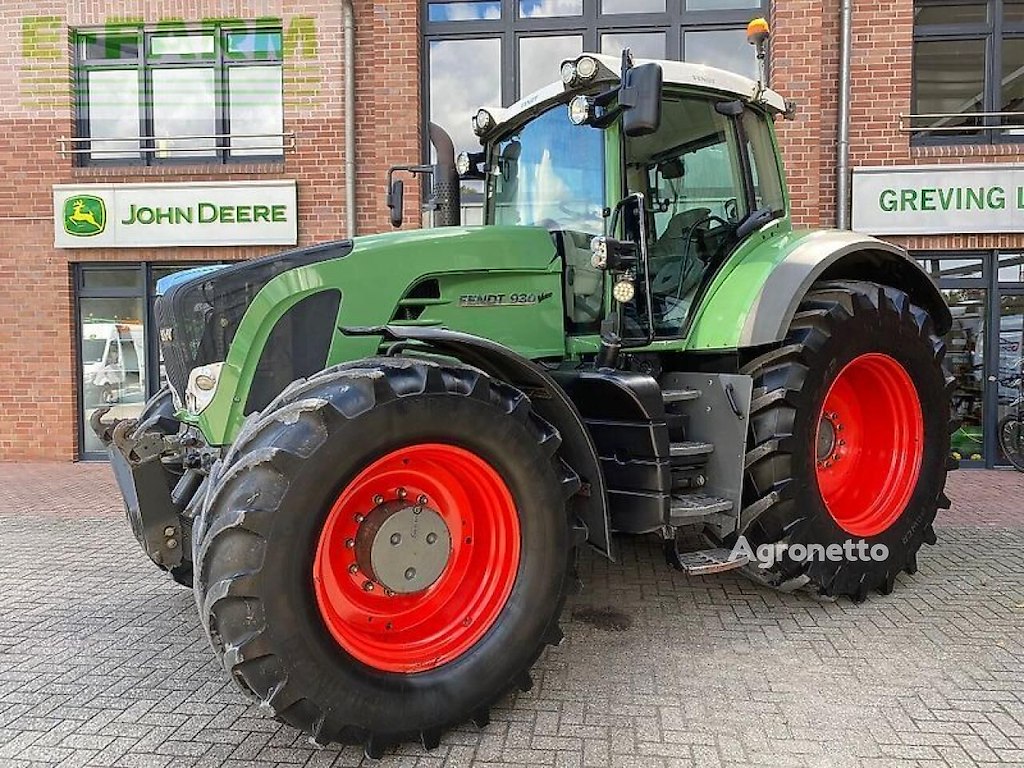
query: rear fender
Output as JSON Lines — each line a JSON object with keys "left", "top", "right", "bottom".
{"left": 348, "top": 325, "right": 613, "bottom": 560}
{"left": 687, "top": 229, "right": 952, "bottom": 350}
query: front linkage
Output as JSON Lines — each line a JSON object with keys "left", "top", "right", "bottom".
{"left": 91, "top": 398, "right": 198, "bottom": 582}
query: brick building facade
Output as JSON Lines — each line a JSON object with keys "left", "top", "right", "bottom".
{"left": 1, "top": 0, "right": 1021, "bottom": 465}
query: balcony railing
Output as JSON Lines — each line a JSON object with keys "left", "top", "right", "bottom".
{"left": 898, "top": 112, "right": 1024, "bottom": 134}
{"left": 58, "top": 132, "right": 297, "bottom": 158}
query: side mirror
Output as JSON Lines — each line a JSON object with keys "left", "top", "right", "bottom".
{"left": 387, "top": 179, "right": 404, "bottom": 228}
{"left": 620, "top": 63, "right": 662, "bottom": 138}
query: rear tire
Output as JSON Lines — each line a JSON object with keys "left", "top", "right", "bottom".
{"left": 193, "top": 358, "right": 574, "bottom": 755}
{"left": 738, "top": 280, "right": 954, "bottom": 600}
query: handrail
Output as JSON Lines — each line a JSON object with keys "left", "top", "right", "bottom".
{"left": 898, "top": 112, "right": 1024, "bottom": 133}
{"left": 58, "top": 132, "right": 297, "bottom": 157}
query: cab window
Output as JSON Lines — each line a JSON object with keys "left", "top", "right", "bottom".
{"left": 625, "top": 95, "right": 747, "bottom": 338}
{"left": 742, "top": 109, "right": 785, "bottom": 215}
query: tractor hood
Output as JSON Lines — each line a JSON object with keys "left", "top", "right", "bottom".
{"left": 155, "top": 225, "right": 561, "bottom": 414}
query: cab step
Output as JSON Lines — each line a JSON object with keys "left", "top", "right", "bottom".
{"left": 662, "top": 388, "right": 701, "bottom": 405}
{"left": 669, "top": 441, "right": 714, "bottom": 459}
{"left": 668, "top": 492, "right": 733, "bottom": 525}
{"left": 666, "top": 547, "right": 749, "bottom": 576}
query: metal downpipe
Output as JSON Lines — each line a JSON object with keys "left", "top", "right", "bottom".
{"left": 837, "top": 0, "right": 853, "bottom": 229}
{"left": 343, "top": 0, "right": 356, "bottom": 239}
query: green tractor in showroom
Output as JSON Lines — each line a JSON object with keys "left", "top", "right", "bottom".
{"left": 95, "top": 26, "right": 955, "bottom": 759}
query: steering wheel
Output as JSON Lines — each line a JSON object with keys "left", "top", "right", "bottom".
{"left": 650, "top": 214, "right": 730, "bottom": 296}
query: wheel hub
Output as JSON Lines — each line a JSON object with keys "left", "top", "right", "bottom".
{"left": 816, "top": 414, "right": 838, "bottom": 463}
{"left": 355, "top": 499, "right": 452, "bottom": 594}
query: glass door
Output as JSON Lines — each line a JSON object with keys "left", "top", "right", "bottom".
{"left": 995, "top": 292, "right": 1024, "bottom": 466}
{"left": 918, "top": 254, "right": 990, "bottom": 465}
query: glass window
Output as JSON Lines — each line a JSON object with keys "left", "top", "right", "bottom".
{"left": 626, "top": 96, "right": 746, "bottom": 337}
{"left": 80, "top": 31, "right": 138, "bottom": 60}
{"left": 742, "top": 109, "right": 785, "bottom": 213}
{"left": 74, "top": 24, "right": 284, "bottom": 165}
{"left": 429, "top": 2, "right": 502, "bottom": 21}
{"left": 601, "top": 31, "right": 667, "bottom": 60}
{"left": 684, "top": 29, "right": 757, "bottom": 79}
{"left": 914, "top": 2, "right": 988, "bottom": 25}
{"left": 489, "top": 106, "right": 605, "bottom": 234}
{"left": 229, "top": 66, "right": 284, "bottom": 155}
{"left": 687, "top": 0, "right": 761, "bottom": 9}
{"left": 1007, "top": 0, "right": 1024, "bottom": 22}
{"left": 82, "top": 267, "right": 143, "bottom": 292}
{"left": 86, "top": 70, "right": 140, "bottom": 160}
{"left": 150, "top": 33, "right": 215, "bottom": 57}
{"left": 917, "top": 255, "right": 986, "bottom": 279}
{"left": 912, "top": 39, "right": 986, "bottom": 134}
{"left": 79, "top": 300, "right": 147, "bottom": 454}
{"left": 996, "top": 295, "right": 1024, "bottom": 465}
{"left": 519, "top": 0, "right": 583, "bottom": 17}
{"left": 519, "top": 35, "right": 583, "bottom": 97}
{"left": 602, "top": 0, "right": 666, "bottom": 13}
{"left": 998, "top": 253, "right": 1024, "bottom": 281}
{"left": 912, "top": 0, "right": 1024, "bottom": 141}
{"left": 429, "top": 38, "right": 502, "bottom": 157}
{"left": 1000, "top": 37, "right": 1024, "bottom": 128}
{"left": 152, "top": 68, "right": 217, "bottom": 157}
{"left": 944, "top": 288, "right": 988, "bottom": 461}
{"left": 226, "top": 30, "right": 283, "bottom": 58}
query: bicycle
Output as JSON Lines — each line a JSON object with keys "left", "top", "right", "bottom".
{"left": 998, "top": 394, "right": 1024, "bottom": 471}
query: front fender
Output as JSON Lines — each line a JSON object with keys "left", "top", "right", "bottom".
{"left": 685, "top": 227, "right": 951, "bottom": 351}
{"left": 348, "top": 325, "right": 614, "bottom": 560}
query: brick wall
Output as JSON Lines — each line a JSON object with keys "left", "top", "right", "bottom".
{"left": 774, "top": 0, "right": 1024, "bottom": 256}
{"left": 0, "top": 1, "right": 421, "bottom": 460}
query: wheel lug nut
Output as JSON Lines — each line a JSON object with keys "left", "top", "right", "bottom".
{"left": 385, "top": 589, "right": 395, "bottom": 597}
{"left": 345, "top": 538, "right": 355, "bottom": 549}
{"left": 405, "top": 567, "right": 416, "bottom": 581}
{"left": 426, "top": 532, "right": 437, "bottom": 545}
{"left": 348, "top": 563, "right": 358, "bottom": 574}
{"left": 390, "top": 532, "right": 402, "bottom": 546}
{"left": 362, "top": 580, "right": 374, "bottom": 592}
{"left": 397, "top": 487, "right": 407, "bottom": 499}
{"left": 354, "top": 514, "right": 364, "bottom": 523}
{"left": 373, "top": 494, "right": 384, "bottom": 505}
{"left": 417, "top": 495, "right": 428, "bottom": 505}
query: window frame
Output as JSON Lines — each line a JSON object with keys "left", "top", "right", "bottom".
{"left": 912, "top": 0, "right": 1024, "bottom": 145}
{"left": 422, "top": 0, "right": 769, "bottom": 168}
{"left": 73, "top": 21, "right": 285, "bottom": 167}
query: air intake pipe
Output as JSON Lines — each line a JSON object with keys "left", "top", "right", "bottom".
{"left": 428, "top": 122, "right": 461, "bottom": 227}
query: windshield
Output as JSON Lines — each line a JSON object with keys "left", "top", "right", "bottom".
{"left": 488, "top": 106, "right": 605, "bottom": 235}
{"left": 83, "top": 338, "right": 107, "bottom": 363}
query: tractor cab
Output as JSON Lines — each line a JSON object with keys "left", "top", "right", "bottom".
{"left": 462, "top": 48, "right": 790, "bottom": 349}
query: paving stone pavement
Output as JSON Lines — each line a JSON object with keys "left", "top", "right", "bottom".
{"left": 0, "top": 463, "right": 1023, "bottom": 768}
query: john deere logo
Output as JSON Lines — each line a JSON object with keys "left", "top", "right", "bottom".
{"left": 63, "top": 195, "right": 107, "bottom": 237}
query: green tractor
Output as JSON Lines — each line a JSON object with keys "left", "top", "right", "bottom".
{"left": 95, "top": 31, "right": 954, "bottom": 759}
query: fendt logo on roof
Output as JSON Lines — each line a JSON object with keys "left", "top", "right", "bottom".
{"left": 63, "top": 196, "right": 107, "bottom": 237}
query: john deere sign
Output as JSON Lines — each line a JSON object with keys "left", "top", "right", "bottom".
{"left": 852, "top": 164, "right": 1024, "bottom": 235}
{"left": 53, "top": 181, "right": 297, "bottom": 248}
{"left": 63, "top": 196, "right": 107, "bottom": 237}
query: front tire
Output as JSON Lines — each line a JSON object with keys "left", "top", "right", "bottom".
{"left": 193, "top": 358, "right": 574, "bottom": 755}
{"left": 739, "top": 280, "right": 954, "bottom": 600}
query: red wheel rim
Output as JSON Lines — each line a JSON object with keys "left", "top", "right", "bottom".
{"left": 814, "top": 353, "right": 924, "bottom": 537}
{"left": 312, "top": 444, "right": 520, "bottom": 673}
